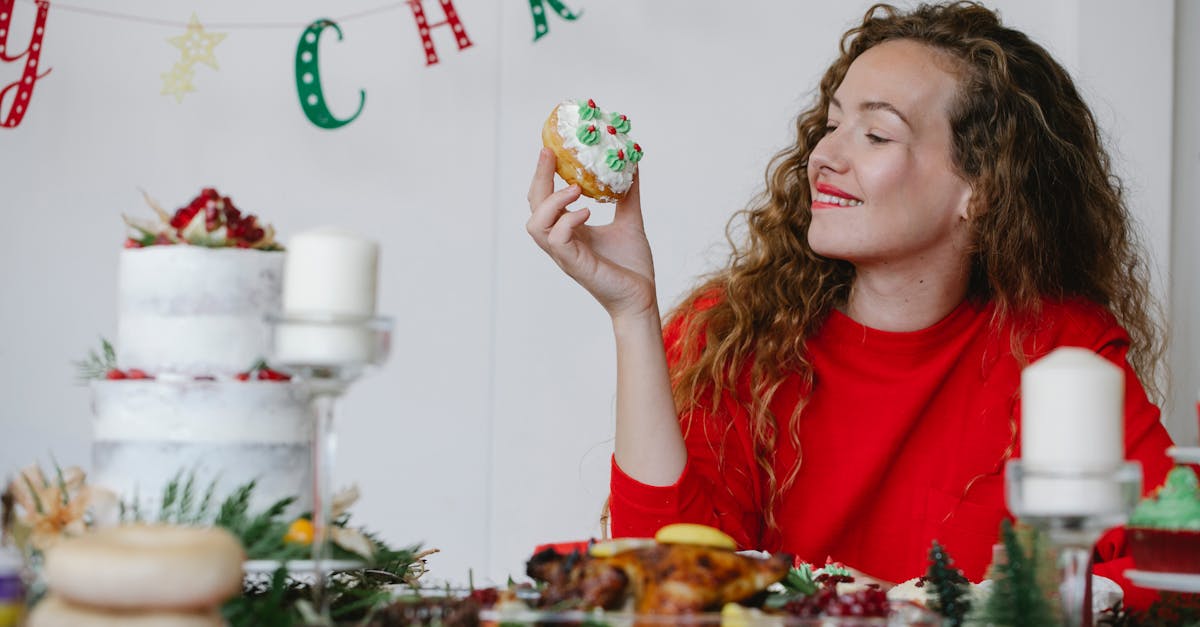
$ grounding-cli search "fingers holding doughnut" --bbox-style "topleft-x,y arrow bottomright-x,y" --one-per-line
526,183 -> 583,251
528,147 -> 558,212
613,173 -> 644,227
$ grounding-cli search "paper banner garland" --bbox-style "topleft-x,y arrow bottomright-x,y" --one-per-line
0,0 -> 52,129
161,13 -> 226,103
528,0 -> 580,42
295,19 -> 365,130
409,0 -> 472,66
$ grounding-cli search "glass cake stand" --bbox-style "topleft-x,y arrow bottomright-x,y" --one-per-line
268,312 -> 392,625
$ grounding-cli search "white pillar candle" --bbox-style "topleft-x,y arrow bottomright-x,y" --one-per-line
1021,347 -> 1123,472
275,228 -> 380,366
1018,347 -> 1125,515
282,228 -> 379,317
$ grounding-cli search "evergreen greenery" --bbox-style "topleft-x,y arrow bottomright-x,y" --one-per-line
981,520 -> 1061,627
140,472 -> 424,627
73,338 -> 117,381
925,540 -> 971,626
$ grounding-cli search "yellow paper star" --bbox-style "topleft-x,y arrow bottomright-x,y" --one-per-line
161,61 -> 196,104
168,13 -> 226,70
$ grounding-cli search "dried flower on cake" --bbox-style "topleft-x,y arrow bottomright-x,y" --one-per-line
123,188 -> 282,250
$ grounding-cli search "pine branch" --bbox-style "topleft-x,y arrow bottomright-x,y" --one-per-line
215,481 -> 256,529
191,479 -> 218,524
177,472 -> 197,522
74,338 -> 118,382
157,471 -> 182,522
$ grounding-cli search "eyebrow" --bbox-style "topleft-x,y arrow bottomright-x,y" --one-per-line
829,96 -> 911,127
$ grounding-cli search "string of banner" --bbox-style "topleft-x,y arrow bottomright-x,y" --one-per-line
0,0 -> 581,129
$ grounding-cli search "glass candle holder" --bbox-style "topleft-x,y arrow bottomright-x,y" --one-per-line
1005,459 -> 1142,627
268,313 -> 392,625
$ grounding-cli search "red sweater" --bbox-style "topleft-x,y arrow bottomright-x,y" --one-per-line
610,297 -> 1176,607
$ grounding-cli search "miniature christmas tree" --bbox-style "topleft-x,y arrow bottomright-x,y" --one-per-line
982,519 -> 1062,626
926,540 -> 972,626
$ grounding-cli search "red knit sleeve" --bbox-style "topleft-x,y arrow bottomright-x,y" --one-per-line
608,299 -> 765,549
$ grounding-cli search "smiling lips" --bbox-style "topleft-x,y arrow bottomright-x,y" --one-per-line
812,183 -> 863,208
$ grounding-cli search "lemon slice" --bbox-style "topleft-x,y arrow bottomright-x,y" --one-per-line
654,523 -> 737,549
588,537 -> 657,557
720,602 -> 751,627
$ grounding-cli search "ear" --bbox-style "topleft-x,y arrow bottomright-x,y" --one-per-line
954,180 -> 973,221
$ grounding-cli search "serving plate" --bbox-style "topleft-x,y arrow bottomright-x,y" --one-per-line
1126,569 -> 1200,593
479,604 -> 941,626
1167,446 -> 1200,465
243,559 -> 367,585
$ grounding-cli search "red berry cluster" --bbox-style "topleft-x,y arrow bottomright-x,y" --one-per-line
234,365 -> 291,381
167,188 -> 266,247
105,368 -> 152,380
782,587 -> 890,618
466,588 -> 499,607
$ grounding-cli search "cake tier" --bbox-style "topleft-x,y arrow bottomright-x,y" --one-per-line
117,246 -> 283,376
91,379 -> 314,516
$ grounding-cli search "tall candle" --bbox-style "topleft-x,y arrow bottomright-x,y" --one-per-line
283,228 -> 379,317
275,228 -> 380,366
1019,347 -> 1125,515
1021,347 -> 1123,471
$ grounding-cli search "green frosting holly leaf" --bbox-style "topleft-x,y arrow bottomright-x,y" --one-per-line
576,123 -> 600,145
626,140 -> 643,164
1130,466 -> 1200,530
609,112 -> 631,133
577,98 -> 599,121
605,148 -> 627,171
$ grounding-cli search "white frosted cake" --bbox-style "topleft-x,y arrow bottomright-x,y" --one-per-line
91,378 -> 312,514
118,246 -> 283,376
89,188 -> 313,516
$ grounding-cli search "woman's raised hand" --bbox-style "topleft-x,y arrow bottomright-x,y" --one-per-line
526,148 -> 658,322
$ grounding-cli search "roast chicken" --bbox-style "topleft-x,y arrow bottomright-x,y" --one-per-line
526,542 -> 791,614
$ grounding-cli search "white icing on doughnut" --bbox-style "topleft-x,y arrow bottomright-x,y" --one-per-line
554,99 -> 640,195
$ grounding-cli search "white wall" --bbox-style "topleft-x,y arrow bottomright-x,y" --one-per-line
1171,0 -> 1200,448
0,0 -> 1188,584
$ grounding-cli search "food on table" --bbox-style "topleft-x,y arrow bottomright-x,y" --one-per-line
1128,465 -> 1200,573
654,522 -> 738,550
29,524 -> 243,627
90,189 -> 314,517
526,527 -> 790,614
542,98 -> 643,202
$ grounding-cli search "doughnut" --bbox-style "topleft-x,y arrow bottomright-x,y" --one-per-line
542,98 -> 644,202
27,596 -> 224,627
43,524 -> 244,611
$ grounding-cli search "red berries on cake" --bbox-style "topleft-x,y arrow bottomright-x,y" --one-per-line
235,361 -> 292,382
123,188 -> 281,250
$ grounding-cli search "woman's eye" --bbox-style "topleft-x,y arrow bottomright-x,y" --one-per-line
866,133 -> 890,144
823,124 -> 838,136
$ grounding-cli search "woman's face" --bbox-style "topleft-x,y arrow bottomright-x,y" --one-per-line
806,39 -> 972,268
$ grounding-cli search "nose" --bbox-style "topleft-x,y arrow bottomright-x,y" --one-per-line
808,128 -> 848,175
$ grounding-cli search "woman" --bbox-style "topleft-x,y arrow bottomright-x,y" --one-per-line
526,1 -> 1175,607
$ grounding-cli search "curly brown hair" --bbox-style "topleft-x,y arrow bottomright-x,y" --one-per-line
666,1 -> 1163,530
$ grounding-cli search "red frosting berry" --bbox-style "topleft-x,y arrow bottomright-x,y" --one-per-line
606,125 -> 617,135
587,98 -> 596,109
126,368 -> 151,380
105,369 -> 127,380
